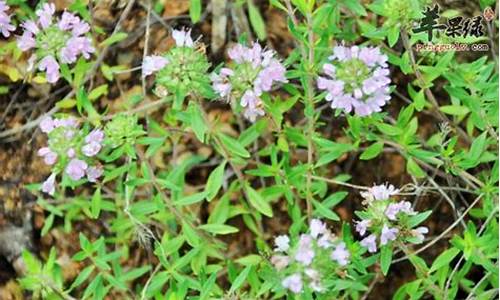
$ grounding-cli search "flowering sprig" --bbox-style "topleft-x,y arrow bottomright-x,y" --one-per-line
317,45 -> 391,116
0,0 -> 15,38
17,4 -> 94,83
354,184 -> 430,255
211,42 -> 288,121
270,219 -> 351,295
38,116 -> 104,195
142,29 -> 212,106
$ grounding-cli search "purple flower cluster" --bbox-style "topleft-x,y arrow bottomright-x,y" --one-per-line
172,28 -> 194,48
0,1 -> 15,37
211,43 -> 287,122
317,45 -> 391,116
360,183 -> 399,201
38,116 -> 104,196
142,55 -> 169,77
355,184 -> 429,253
271,219 -> 350,294
17,4 -> 94,83
141,29 -> 195,78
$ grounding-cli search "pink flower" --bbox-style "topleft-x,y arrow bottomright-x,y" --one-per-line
58,11 -> 80,30
42,173 -> 56,195
385,201 -> 416,220
274,235 -> 290,252
39,117 -> 55,133
412,226 -> 429,243
65,158 -> 88,180
318,45 -> 391,116
317,230 -> 335,248
227,44 -> 246,63
210,69 -> 232,97
18,6 -> 94,84
82,129 -> 104,157
53,117 -> 78,128
361,183 -> 399,201
310,219 -> 327,239
36,3 -> 56,29
322,63 -> 335,76
331,242 -> 350,266
37,147 -> 58,165
82,142 -> 101,157
254,60 -> 287,93
67,148 -> 76,158
240,89 -> 259,108
380,225 -> 398,245
17,32 -> 36,51
240,90 -> 264,122
355,219 -> 371,236
22,20 -> 39,35
385,203 -> 401,220
281,273 -> 303,294
142,55 -> 169,77
86,165 -> 103,182
70,18 -> 90,36
172,28 -> 193,48
360,234 -> 377,253
213,42 -> 287,122
85,129 -> 104,144
294,234 -> 315,266
0,1 -> 8,12
304,269 -> 323,292
270,255 -> 289,271
38,55 -> 60,83
0,12 -> 15,37
242,104 -> 265,122
60,36 -> 95,63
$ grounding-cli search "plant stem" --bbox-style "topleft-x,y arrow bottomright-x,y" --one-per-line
284,0 -> 316,220
304,11 -> 316,221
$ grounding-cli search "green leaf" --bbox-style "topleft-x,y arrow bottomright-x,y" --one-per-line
312,199 -> 340,221
205,161 -> 226,201
407,158 -> 426,178
440,105 -> 470,116
376,123 -> 403,136
100,32 -> 128,47
342,0 -> 367,15
247,0 -> 266,40
430,248 -> 460,273
91,187 -> 102,219
387,25 -> 400,47
380,246 -> 393,275
360,142 -> 384,160
145,271 -> 169,297
88,84 -> 108,101
41,213 -> 54,236
70,265 -> 95,290
183,221 -> 200,247
245,185 -> 273,217
121,266 -> 151,281
189,103 -> 208,143
200,272 -> 218,300
218,133 -> 250,158
189,0 -> 202,23
199,224 -> 239,235
235,254 -> 262,266
175,192 -> 208,206
229,266 -> 252,293
408,210 -> 432,227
